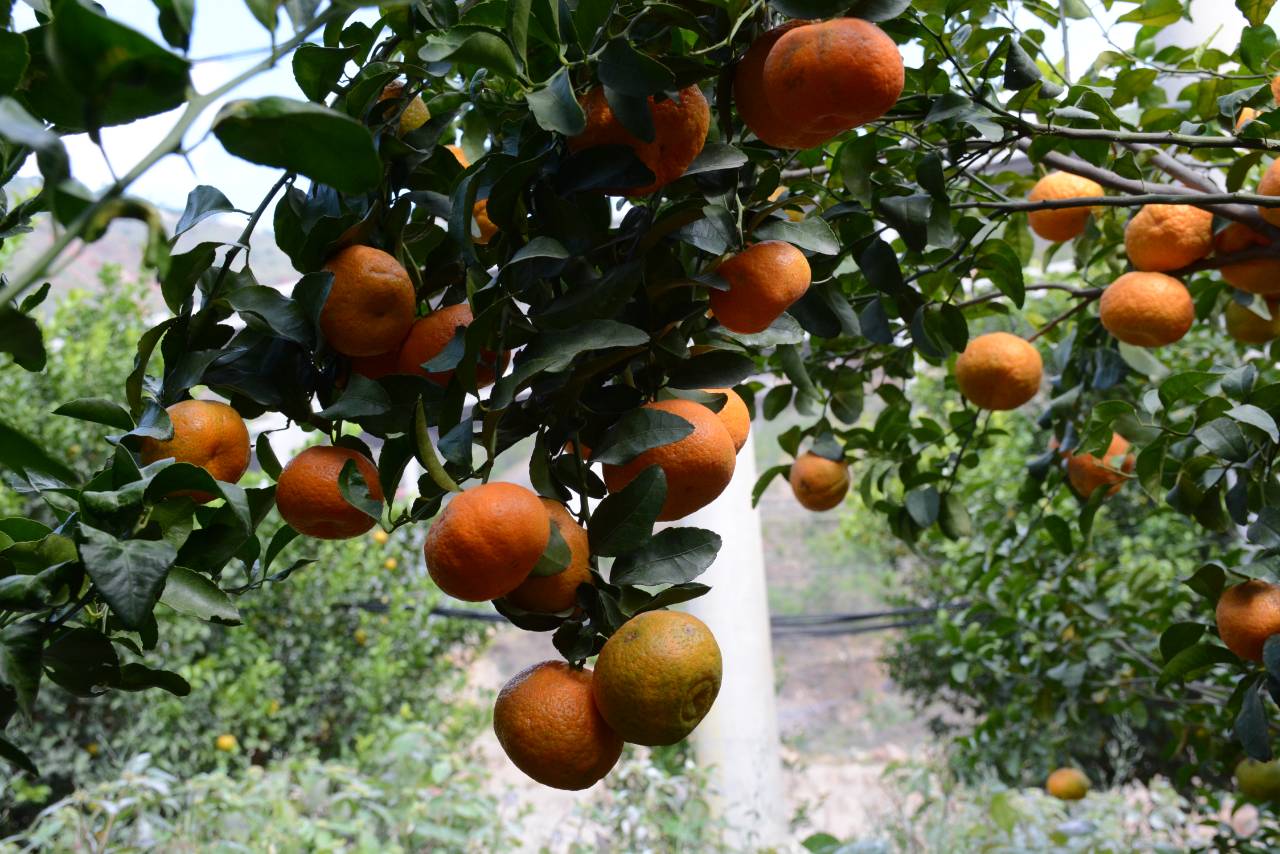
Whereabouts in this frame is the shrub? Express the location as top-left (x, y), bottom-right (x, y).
top-left (0, 719), bottom-right (516, 853)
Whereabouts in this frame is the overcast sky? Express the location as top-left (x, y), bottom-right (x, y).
top-left (9, 0), bottom-right (1268, 212)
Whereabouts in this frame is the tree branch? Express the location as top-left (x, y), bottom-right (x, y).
top-left (955, 192), bottom-right (1280, 212)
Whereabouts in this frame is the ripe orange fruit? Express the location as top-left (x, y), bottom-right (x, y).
top-left (493, 661), bottom-right (623, 790)
top-left (139, 399), bottom-right (251, 500)
top-left (320, 245), bottom-right (417, 357)
top-left (379, 82), bottom-right (430, 135)
top-left (953, 332), bottom-right (1043, 411)
top-left (1045, 767), bottom-right (1090, 801)
top-left (1066, 433), bottom-right (1134, 499)
top-left (1272, 75), bottom-right (1280, 104)
top-left (1237, 758), bottom-right (1280, 801)
top-left (276, 446), bottom-right (384, 540)
top-left (734, 23), bottom-right (831, 150)
top-left (214, 734), bottom-right (238, 753)
top-left (602, 399), bottom-right (736, 521)
top-left (592, 610), bottom-right (722, 746)
top-left (1238, 107), bottom-right (1260, 130)
top-left (1226, 299), bottom-right (1280, 344)
top-left (1098, 271), bottom-right (1194, 347)
top-left (709, 241), bottom-right (811, 334)
top-left (396, 302), bottom-right (508, 387)
top-left (1027, 172), bottom-right (1104, 242)
top-left (1124, 204), bottom-right (1214, 272)
top-left (1258, 160), bottom-right (1280, 226)
top-left (1216, 223), bottom-right (1280, 296)
top-left (789, 452), bottom-right (850, 512)
top-left (705, 388), bottom-right (750, 453)
top-left (745, 19), bottom-right (903, 148)
top-left (504, 500), bottom-right (593, 614)
top-left (569, 85), bottom-right (709, 195)
top-left (424, 482), bottom-right (550, 601)
top-left (1216, 579), bottom-right (1280, 661)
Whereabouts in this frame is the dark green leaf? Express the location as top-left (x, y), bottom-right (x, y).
top-left (0, 621), bottom-right (41, 714)
top-left (597, 39), bottom-right (674, 97)
top-left (212, 97), bottom-right (381, 194)
top-left (611, 527), bottom-right (721, 586)
top-left (175, 185), bottom-right (235, 236)
top-left (589, 467), bottom-right (667, 556)
top-left (53, 397), bottom-right (134, 431)
top-left (592, 408), bottom-right (694, 466)
top-left (160, 566), bottom-right (241, 624)
top-left (318, 373), bottom-right (392, 420)
top-left (526, 67), bottom-right (586, 136)
top-left (1237, 683), bottom-right (1273, 761)
top-left (292, 43), bottom-right (354, 102)
top-left (79, 525), bottom-right (177, 630)
top-left (754, 217), bottom-right (839, 255)
top-left (338, 459), bottom-right (382, 520)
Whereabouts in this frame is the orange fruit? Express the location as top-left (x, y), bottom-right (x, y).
top-left (592, 610), bottom-right (722, 746)
top-left (734, 23), bottom-right (831, 149)
top-left (1237, 758), bottom-right (1280, 801)
top-left (789, 451), bottom-right (850, 512)
top-left (1258, 159), bottom-right (1280, 226)
top-left (709, 241), bottom-right (811, 334)
top-left (424, 482), bottom-right (550, 601)
top-left (1027, 172), bottom-right (1104, 242)
top-left (1239, 107), bottom-right (1260, 130)
top-left (504, 499), bottom-right (593, 614)
top-left (1124, 204), bottom-right (1214, 272)
top-left (493, 661), bottom-right (622, 790)
top-left (214, 734), bottom-right (238, 753)
top-left (705, 387), bottom-right (750, 453)
top-left (1046, 767), bottom-right (1090, 801)
top-left (754, 19), bottom-right (903, 146)
top-left (396, 302), bottom-right (508, 387)
top-left (953, 332), bottom-right (1043, 411)
top-left (320, 245), bottom-right (417, 357)
top-left (1216, 579), bottom-right (1280, 661)
top-left (138, 399), bottom-right (251, 501)
top-left (568, 84), bottom-right (710, 195)
top-left (1065, 433), bottom-right (1134, 499)
top-left (1215, 223), bottom-right (1280, 296)
top-left (1098, 271), bottom-right (1194, 347)
top-left (1226, 298), bottom-right (1280, 344)
top-left (1274, 75), bottom-right (1280, 105)
top-left (378, 82), bottom-right (430, 135)
top-left (602, 399), bottom-right (736, 521)
top-left (276, 446), bottom-right (384, 540)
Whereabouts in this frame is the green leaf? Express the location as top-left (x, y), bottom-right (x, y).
top-left (243, 0), bottom-right (281, 29)
top-left (938, 492), bottom-right (972, 539)
top-left (668, 350), bottom-right (756, 389)
top-left (79, 525), bottom-right (177, 630)
top-left (1241, 25), bottom-right (1278, 72)
top-left (597, 39), bottom-right (674, 97)
top-left (175, 185), bottom-right (235, 236)
top-left (1237, 0), bottom-right (1277, 28)
top-left (419, 27), bottom-right (520, 78)
top-left (338, 459), bottom-right (382, 521)
top-left (292, 44), bottom-right (355, 102)
top-left (492, 321), bottom-right (648, 407)
top-left (0, 305), bottom-right (46, 372)
top-left (1237, 683), bottom-right (1273, 761)
top-left (53, 397), bottom-right (134, 431)
top-left (685, 143), bottom-right (748, 176)
top-left (31, 1), bottom-right (191, 131)
top-left (0, 621), bottom-right (41, 714)
top-left (1194, 417), bottom-right (1252, 463)
top-left (1227, 404), bottom-right (1279, 443)
top-left (1160, 622), bottom-right (1206, 662)
top-left (1185, 563), bottom-right (1226, 601)
top-left (227, 285), bottom-right (313, 345)
top-left (526, 67), bottom-right (586, 136)
top-left (1119, 0), bottom-right (1183, 26)
top-left (592, 408), bottom-right (694, 466)
top-left (0, 736), bottom-right (37, 776)
top-left (528, 518), bottom-right (572, 578)
top-left (611, 527), bottom-right (721, 586)
top-left (212, 97), bottom-right (381, 194)
top-left (42, 627), bottom-right (120, 695)
top-left (1002, 36), bottom-right (1042, 90)
top-left (151, 0), bottom-right (196, 52)
top-left (160, 566), bottom-right (241, 624)
top-left (318, 373), bottom-right (392, 420)
top-left (0, 416), bottom-right (76, 483)
top-left (589, 467), bottom-right (667, 557)
top-left (905, 486), bottom-right (940, 528)
top-left (117, 663), bottom-right (190, 696)
top-left (754, 217), bottom-right (839, 255)
top-left (0, 33), bottom-right (28, 98)
top-left (1157, 641), bottom-right (1234, 688)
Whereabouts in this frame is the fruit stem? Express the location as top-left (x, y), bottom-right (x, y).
top-left (414, 401), bottom-right (462, 494)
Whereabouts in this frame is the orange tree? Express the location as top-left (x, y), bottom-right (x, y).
top-left (6, 0), bottom-right (1280, 797)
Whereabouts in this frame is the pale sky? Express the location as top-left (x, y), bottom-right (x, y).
top-left (9, 0), bottom-right (1268, 212)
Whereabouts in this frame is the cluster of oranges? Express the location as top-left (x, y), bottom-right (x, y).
top-left (951, 148), bottom-right (1280, 502)
top-left (134, 14), bottom-right (911, 789)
